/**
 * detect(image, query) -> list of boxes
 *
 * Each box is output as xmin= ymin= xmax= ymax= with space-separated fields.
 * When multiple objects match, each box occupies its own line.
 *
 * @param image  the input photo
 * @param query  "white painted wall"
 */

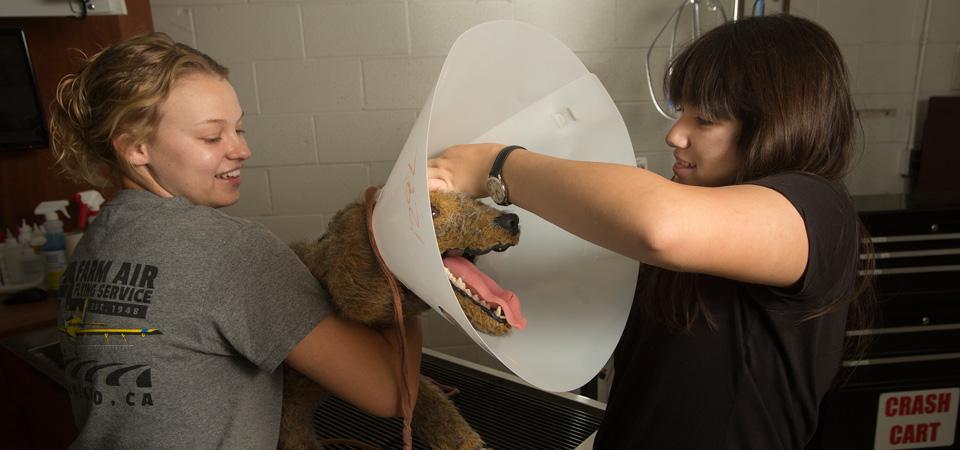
xmin=152 ymin=0 xmax=960 ymax=371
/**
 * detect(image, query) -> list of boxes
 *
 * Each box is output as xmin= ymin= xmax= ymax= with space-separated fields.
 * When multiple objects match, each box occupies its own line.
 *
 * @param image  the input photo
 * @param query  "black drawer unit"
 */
xmin=808 ymin=194 xmax=960 ymax=450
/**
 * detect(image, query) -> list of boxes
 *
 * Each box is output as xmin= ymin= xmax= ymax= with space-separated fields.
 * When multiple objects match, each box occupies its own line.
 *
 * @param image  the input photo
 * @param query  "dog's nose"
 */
xmin=494 ymin=213 xmax=520 ymax=235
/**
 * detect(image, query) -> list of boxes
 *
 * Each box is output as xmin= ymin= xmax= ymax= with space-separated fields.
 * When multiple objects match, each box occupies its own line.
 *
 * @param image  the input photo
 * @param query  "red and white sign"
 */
xmin=875 ymin=387 xmax=958 ymax=449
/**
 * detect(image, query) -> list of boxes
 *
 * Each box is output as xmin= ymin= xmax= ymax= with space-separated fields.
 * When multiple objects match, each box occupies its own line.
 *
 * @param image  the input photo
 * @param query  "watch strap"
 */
xmin=489 ymin=145 xmax=525 ymax=178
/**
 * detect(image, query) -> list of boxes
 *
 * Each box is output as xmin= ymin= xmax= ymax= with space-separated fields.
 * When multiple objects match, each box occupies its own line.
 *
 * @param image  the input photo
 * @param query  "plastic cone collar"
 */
xmin=372 ymin=21 xmax=638 ymax=392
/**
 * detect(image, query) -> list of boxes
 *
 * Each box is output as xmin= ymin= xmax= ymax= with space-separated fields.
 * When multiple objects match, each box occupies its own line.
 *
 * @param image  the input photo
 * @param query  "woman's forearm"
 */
xmin=503 ymin=150 xmax=681 ymax=263
xmin=429 ymin=143 xmax=807 ymax=285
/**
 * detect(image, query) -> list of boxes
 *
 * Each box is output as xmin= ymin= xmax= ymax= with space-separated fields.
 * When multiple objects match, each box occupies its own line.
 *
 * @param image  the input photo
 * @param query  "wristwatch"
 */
xmin=485 ymin=145 xmax=525 ymax=206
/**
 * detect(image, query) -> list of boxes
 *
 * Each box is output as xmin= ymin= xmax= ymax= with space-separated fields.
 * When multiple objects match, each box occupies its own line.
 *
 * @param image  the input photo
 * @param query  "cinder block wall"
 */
xmin=152 ymin=0 xmax=960 ymax=371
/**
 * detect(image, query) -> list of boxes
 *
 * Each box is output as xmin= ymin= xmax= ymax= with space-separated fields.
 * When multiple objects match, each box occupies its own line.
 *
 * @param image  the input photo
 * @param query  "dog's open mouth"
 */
xmin=441 ymin=246 xmax=526 ymax=330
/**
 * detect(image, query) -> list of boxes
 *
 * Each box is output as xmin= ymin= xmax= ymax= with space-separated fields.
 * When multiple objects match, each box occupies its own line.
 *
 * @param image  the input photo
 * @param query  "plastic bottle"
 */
xmin=29 ymin=224 xmax=45 ymax=255
xmin=0 ymin=238 xmax=24 ymax=286
xmin=76 ymin=190 xmax=105 ymax=230
xmin=19 ymin=252 xmax=45 ymax=288
xmin=35 ymin=200 xmax=71 ymax=291
xmin=16 ymin=221 xmax=45 ymax=288
xmin=17 ymin=220 xmax=32 ymax=247
xmin=68 ymin=190 xmax=105 ymax=260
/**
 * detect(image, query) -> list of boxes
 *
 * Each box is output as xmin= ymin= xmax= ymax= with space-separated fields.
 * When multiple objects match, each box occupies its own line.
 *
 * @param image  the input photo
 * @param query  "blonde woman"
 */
xmin=50 ymin=33 xmax=420 ymax=448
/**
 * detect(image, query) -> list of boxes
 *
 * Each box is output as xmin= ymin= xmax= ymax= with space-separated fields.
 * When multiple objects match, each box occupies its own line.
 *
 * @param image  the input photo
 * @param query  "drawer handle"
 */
xmin=843 ymin=352 xmax=960 ymax=367
xmin=869 ymin=233 xmax=960 ymax=243
xmin=848 ymin=323 xmax=960 ymax=336
xmin=862 ymin=248 xmax=960 ymax=260
xmin=859 ymin=264 xmax=960 ymax=276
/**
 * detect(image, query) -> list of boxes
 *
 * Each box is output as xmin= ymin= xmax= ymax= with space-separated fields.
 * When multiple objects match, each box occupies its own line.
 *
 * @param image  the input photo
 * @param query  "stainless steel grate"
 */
xmin=312 ymin=354 xmax=604 ymax=449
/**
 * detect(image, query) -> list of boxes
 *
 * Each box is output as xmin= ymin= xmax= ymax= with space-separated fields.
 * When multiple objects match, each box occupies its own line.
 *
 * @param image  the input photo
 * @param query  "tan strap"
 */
xmin=364 ymin=186 xmax=413 ymax=450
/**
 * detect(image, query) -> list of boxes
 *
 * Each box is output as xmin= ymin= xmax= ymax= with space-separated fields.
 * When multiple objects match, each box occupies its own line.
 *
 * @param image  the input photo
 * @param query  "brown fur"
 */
xmin=280 ymin=190 xmax=521 ymax=449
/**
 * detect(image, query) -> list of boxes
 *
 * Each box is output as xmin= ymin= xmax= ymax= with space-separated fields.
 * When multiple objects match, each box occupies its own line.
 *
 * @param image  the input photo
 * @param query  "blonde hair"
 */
xmin=49 ymin=32 xmax=229 ymax=188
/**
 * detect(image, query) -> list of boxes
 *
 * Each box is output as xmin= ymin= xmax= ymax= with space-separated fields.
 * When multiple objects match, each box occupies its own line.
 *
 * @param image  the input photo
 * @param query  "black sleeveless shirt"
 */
xmin=594 ymin=173 xmax=858 ymax=450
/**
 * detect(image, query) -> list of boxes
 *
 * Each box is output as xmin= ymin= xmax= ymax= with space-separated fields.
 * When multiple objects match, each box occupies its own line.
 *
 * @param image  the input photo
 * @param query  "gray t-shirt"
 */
xmin=56 ymin=189 xmax=330 ymax=449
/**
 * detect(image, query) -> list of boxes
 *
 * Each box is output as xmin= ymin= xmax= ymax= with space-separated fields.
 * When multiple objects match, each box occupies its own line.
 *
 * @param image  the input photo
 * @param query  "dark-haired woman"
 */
xmin=428 ymin=14 xmax=872 ymax=450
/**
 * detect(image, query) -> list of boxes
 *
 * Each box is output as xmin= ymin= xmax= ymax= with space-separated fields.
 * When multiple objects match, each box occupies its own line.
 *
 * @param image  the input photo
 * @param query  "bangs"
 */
xmin=665 ymin=32 xmax=740 ymax=122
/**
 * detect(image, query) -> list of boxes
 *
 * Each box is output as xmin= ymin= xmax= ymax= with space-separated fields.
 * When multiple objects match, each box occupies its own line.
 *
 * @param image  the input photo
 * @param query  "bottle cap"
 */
xmin=30 ymin=225 xmax=46 ymax=247
xmin=18 ymin=220 xmax=31 ymax=246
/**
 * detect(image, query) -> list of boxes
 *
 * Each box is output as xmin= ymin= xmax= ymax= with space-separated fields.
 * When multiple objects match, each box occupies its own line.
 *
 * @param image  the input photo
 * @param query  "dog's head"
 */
xmin=431 ymin=191 xmax=524 ymax=336
xmin=296 ymin=190 xmax=523 ymax=335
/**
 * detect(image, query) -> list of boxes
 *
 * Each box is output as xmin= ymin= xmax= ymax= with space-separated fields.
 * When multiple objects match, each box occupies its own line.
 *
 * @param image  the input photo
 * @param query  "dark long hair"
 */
xmin=640 ymin=15 xmax=874 ymax=342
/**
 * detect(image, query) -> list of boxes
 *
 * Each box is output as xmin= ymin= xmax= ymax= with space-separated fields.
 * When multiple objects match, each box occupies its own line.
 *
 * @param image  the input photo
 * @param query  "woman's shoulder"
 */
xmin=750 ymin=172 xmax=859 ymax=299
xmin=107 ymin=190 xmax=279 ymax=251
xmin=747 ymin=171 xmax=854 ymax=218
xmin=748 ymin=171 xmax=847 ymax=194
xmin=190 ymin=209 xmax=281 ymax=252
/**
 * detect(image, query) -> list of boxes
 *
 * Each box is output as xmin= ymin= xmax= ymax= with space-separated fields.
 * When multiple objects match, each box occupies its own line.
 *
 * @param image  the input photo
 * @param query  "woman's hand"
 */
xmin=427 ymin=143 xmax=503 ymax=197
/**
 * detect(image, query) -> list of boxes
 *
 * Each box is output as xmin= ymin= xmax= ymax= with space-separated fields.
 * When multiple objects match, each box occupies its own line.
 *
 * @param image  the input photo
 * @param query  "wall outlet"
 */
xmin=636 ymin=156 xmax=648 ymax=169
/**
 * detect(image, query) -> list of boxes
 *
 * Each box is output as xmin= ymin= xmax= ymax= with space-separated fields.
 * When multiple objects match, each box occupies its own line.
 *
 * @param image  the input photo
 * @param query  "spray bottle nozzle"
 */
xmin=78 ymin=190 xmax=105 ymax=211
xmin=34 ymin=200 xmax=71 ymax=223
xmin=75 ymin=190 xmax=105 ymax=231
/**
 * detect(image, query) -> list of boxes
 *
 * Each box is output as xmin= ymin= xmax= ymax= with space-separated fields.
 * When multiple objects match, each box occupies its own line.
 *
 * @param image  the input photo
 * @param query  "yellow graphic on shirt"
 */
xmin=60 ymin=298 xmax=162 ymax=343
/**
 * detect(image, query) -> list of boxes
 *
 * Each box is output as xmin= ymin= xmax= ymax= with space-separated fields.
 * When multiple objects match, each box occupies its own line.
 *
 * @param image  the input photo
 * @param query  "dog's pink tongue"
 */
xmin=442 ymin=256 xmax=526 ymax=330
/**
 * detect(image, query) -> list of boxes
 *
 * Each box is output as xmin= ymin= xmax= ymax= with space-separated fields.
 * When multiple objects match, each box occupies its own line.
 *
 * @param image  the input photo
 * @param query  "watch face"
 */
xmin=486 ymin=177 xmax=507 ymax=204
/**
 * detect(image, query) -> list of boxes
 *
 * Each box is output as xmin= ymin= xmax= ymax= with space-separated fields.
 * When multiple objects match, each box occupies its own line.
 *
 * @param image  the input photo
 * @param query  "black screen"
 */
xmin=0 ymin=28 xmax=48 ymax=151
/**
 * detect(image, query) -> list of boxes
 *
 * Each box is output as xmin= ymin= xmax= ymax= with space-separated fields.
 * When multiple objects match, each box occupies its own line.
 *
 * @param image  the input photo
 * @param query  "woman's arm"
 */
xmin=428 ymin=143 xmax=808 ymax=287
xmin=285 ymin=315 xmax=422 ymax=417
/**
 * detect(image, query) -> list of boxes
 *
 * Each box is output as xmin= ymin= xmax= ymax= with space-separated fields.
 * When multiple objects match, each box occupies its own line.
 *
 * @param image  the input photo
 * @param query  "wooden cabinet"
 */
xmin=0 ymin=345 xmax=77 ymax=449
xmin=0 ymin=298 xmax=76 ymax=448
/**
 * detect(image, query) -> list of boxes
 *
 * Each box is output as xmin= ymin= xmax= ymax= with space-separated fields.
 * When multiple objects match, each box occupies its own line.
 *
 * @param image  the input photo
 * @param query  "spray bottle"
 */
xmin=17 ymin=220 xmax=45 ymax=288
xmin=0 ymin=228 xmax=23 ymax=286
xmin=76 ymin=190 xmax=105 ymax=230
xmin=29 ymin=224 xmax=45 ymax=255
xmin=17 ymin=220 xmax=32 ymax=248
xmin=68 ymin=190 xmax=105 ymax=259
xmin=35 ymin=200 xmax=71 ymax=292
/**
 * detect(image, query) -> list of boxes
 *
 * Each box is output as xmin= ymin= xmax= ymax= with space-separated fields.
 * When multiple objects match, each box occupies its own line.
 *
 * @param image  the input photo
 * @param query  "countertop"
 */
xmin=0 ymin=296 xmax=59 ymax=339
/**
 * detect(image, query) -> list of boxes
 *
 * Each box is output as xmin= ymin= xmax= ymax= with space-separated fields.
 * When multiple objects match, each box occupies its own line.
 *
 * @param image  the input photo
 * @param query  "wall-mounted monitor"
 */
xmin=0 ymin=28 xmax=48 ymax=151
xmin=1 ymin=0 xmax=128 ymax=18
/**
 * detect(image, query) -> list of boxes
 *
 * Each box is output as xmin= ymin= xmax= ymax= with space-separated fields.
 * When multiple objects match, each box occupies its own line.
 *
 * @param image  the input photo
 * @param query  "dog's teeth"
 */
xmin=465 ymin=288 xmax=473 ymax=297
xmin=495 ymin=306 xmax=503 ymax=317
xmin=446 ymin=270 xmax=466 ymax=288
